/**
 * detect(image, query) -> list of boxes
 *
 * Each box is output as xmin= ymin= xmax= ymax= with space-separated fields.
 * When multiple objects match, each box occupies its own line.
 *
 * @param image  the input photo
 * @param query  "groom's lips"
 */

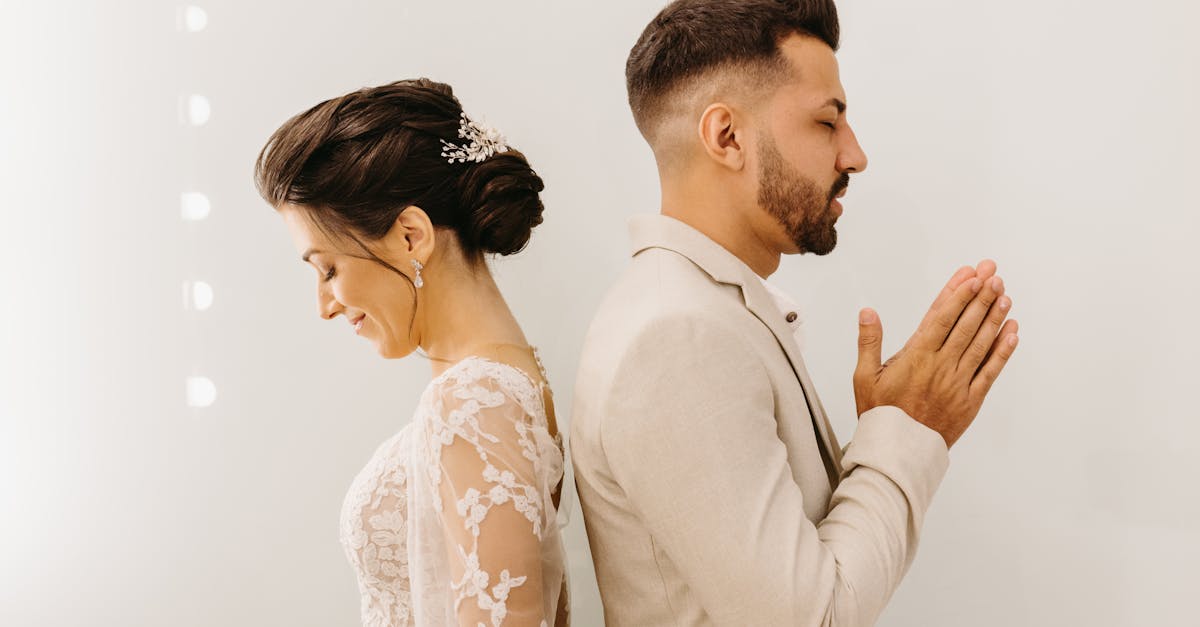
xmin=829 ymin=173 xmax=851 ymax=203
xmin=831 ymin=187 xmax=847 ymax=214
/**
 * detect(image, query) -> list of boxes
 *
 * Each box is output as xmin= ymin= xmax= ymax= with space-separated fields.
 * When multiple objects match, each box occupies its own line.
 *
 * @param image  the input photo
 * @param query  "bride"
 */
xmin=254 ymin=78 xmax=569 ymax=627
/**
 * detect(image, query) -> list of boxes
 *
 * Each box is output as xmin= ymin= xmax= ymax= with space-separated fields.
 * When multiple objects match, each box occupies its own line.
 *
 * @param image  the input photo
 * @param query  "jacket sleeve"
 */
xmin=601 ymin=313 xmax=949 ymax=626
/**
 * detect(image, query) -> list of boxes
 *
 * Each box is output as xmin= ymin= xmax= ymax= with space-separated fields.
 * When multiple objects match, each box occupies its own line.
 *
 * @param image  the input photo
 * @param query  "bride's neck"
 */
xmin=416 ymin=261 xmax=527 ymax=370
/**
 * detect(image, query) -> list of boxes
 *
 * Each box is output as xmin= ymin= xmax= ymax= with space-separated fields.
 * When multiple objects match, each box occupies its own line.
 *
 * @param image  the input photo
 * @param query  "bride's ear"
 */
xmin=385 ymin=206 xmax=436 ymax=263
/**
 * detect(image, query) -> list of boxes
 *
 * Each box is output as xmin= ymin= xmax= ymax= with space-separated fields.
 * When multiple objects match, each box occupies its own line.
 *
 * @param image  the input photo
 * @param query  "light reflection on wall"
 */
xmin=181 ymin=6 xmax=215 ymax=410
xmin=178 ymin=6 xmax=208 ymax=33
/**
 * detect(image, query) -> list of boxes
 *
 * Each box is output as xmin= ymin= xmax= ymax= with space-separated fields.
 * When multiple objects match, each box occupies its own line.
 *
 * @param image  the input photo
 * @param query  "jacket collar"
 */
xmin=630 ymin=213 xmax=757 ymax=287
xmin=629 ymin=213 xmax=844 ymax=478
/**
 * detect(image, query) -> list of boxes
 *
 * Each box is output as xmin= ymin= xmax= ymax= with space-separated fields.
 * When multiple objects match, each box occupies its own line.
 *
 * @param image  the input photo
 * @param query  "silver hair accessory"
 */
xmin=410 ymin=259 xmax=424 ymax=288
xmin=440 ymin=113 xmax=509 ymax=164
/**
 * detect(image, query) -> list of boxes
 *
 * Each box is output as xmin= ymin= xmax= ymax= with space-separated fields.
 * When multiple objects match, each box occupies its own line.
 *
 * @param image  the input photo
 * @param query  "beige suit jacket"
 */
xmin=570 ymin=214 xmax=950 ymax=626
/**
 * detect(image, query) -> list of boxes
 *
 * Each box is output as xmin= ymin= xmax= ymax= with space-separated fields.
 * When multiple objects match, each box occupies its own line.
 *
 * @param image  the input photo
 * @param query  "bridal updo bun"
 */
xmin=254 ymin=78 xmax=545 ymax=261
xmin=455 ymin=148 xmax=545 ymax=257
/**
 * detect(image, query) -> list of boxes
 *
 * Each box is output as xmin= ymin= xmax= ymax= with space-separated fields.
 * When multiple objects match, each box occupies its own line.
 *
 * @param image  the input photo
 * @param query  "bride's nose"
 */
xmin=317 ymin=281 xmax=343 ymax=320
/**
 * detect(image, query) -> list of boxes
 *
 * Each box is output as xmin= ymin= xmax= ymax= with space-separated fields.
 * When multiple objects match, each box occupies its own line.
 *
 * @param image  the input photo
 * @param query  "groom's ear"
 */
xmin=697 ymin=102 xmax=746 ymax=172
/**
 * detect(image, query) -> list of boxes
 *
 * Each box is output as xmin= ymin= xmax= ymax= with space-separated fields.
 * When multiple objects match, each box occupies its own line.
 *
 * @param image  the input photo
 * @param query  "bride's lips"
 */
xmin=351 ymin=315 xmax=366 ymax=334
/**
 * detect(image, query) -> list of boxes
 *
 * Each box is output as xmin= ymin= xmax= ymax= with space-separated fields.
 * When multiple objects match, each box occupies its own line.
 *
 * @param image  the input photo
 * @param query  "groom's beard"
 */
xmin=757 ymin=138 xmax=849 ymax=256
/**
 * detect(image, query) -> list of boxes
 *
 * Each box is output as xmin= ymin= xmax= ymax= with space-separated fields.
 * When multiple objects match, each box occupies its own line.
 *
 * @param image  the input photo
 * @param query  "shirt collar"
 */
xmin=759 ymin=278 xmax=805 ymax=349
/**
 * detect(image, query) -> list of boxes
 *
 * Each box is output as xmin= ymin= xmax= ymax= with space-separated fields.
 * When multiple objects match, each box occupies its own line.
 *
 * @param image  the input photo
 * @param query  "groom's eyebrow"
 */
xmin=822 ymin=97 xmax=847 ymax=114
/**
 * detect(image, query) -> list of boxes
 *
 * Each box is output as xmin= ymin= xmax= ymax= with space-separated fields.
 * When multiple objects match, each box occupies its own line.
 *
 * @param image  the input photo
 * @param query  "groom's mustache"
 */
xmin=828 ymin=173 xmax=850 ymax=202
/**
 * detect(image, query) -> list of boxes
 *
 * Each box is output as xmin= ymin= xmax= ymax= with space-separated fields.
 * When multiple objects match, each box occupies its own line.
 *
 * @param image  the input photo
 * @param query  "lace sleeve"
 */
xmin=424 ymin=370 xmax=550 ymax=627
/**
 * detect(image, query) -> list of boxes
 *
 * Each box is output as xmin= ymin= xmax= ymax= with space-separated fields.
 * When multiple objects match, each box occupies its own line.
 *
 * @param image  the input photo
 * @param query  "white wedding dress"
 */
xmin=339 ymin=356 xmax=569 ymax=626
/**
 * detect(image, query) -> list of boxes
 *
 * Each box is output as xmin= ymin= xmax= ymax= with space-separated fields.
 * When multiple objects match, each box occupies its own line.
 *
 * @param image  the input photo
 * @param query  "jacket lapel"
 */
xmin=630 ymin=214 xmax=844 ymax=485
xmin=739 ymin=278 xmax=844 ymax=481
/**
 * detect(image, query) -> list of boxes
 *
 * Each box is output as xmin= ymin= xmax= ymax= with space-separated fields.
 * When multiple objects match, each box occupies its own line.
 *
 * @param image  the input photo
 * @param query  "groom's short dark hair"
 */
xmin=626 ymin=0 xmax=840 ymax=140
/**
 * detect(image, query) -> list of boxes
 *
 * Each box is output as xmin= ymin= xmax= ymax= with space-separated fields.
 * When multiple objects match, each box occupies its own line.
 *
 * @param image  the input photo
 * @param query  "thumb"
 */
xmin=856 ymin=308 xmax=883 ymax=374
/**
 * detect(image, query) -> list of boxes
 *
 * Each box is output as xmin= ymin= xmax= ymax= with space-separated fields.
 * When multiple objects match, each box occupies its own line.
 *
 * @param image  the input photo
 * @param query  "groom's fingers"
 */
xmin=976 ymin=318 xmax=1020 ymax=378
xmin=910 ymin=264 xmax=977 ymax=349
xmin=969 ymin=320 xmax=1020 ymax=401
xmin=910 ymin=260 xmax=997 ymax=351
xmin=911 ymin=276 xmax=982 ymax=351
xmin=856 ymin=308 xmax=883 ymax=375
xmin=927 ymin=265 xmax=977 ymax=313
xmin=928 ymin=260 xmax=994 ymax=314
xmin=974 ymin=259 xmax=997 ymax=282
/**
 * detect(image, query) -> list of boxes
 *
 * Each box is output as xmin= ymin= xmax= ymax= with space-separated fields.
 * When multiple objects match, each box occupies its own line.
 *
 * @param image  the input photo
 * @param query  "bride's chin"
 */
xmin=376 ymin=339 xmax=415 ymax=360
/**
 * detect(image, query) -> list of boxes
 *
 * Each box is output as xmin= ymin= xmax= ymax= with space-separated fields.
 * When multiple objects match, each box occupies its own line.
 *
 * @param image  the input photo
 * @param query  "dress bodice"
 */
xmin=339 ymin=357 xmax=569 ymax=626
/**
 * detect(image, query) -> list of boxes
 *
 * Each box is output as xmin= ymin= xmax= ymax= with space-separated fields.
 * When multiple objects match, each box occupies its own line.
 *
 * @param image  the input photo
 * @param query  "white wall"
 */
xmin=1 ymin=1 xmax=1196 ymax=625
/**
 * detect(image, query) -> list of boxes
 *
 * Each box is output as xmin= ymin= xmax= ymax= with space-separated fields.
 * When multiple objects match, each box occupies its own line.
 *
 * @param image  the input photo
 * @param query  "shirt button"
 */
xmin=785 ymin=312 xmax=798 ymax=323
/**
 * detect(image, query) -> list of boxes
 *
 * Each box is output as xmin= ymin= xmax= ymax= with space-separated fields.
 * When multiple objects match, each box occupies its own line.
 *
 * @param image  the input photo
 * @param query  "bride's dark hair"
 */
xmin=254 ymin=78 xmax=545 ymax=264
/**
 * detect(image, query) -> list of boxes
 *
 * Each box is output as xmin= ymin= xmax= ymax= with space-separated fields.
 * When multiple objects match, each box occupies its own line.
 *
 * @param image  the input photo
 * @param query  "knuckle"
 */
xmin=942 ymin=360 xmax=964 ymax=383
xmin=974 ymin=378 xmax=995 ymax=397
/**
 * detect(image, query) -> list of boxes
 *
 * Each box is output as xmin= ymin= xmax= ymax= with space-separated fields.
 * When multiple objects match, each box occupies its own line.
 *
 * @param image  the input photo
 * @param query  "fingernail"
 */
xmin=970 ymin=278 xmax=982 ymax=293
xmin=1008 ymin=335 xmax=1019 ymax=347
xmin=860 ymin=309 xmax=876 ymax=324
xmin=992 ymin=276 xmax=1004 ymax=291
xmin=999 ymin=297 xmax=1010 ymax=311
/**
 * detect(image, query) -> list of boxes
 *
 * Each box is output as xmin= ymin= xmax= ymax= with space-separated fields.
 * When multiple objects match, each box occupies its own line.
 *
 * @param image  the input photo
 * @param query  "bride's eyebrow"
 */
xmin=301 ymin=248 xmax=324 ymax=263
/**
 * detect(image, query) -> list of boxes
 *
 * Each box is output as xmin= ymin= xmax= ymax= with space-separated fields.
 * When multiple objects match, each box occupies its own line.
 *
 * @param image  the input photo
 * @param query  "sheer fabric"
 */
xmin=339 ymin=357 xmax=569 ymax=626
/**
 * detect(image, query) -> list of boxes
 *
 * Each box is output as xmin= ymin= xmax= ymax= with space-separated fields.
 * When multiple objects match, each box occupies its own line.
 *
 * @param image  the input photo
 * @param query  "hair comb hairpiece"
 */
xmin=440 ymin=113 xmax=509 ymax=164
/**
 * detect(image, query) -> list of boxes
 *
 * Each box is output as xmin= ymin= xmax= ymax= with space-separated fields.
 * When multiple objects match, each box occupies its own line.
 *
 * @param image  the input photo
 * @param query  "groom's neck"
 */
xmin=659 ymin=169 xmax=782 ymax=279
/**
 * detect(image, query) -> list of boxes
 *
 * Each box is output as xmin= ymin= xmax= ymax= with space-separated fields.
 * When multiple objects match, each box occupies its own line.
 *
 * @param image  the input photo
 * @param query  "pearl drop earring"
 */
xmin=411 ymin=259 xmax=424 ymax=288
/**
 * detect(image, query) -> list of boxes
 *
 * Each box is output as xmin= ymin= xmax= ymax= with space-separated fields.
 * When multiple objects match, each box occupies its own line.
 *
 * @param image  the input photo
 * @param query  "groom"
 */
xmin=570 ymin=0 xmax=1020 ymax=625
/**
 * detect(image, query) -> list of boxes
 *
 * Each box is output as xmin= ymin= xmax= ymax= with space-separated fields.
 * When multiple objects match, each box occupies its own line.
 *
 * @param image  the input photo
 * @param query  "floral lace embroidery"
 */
xmin=340 ymin=429 xmax=414 ymax=626
xmin=339 ymin=356 xmax=566 ymax=627
xmin=425 ymin=360 xmax=554 ymax=625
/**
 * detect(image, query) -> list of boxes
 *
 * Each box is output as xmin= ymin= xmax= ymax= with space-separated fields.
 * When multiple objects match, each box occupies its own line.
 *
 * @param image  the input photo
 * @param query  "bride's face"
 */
xmin=281 ymin=205 xmax=421 ymax=359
